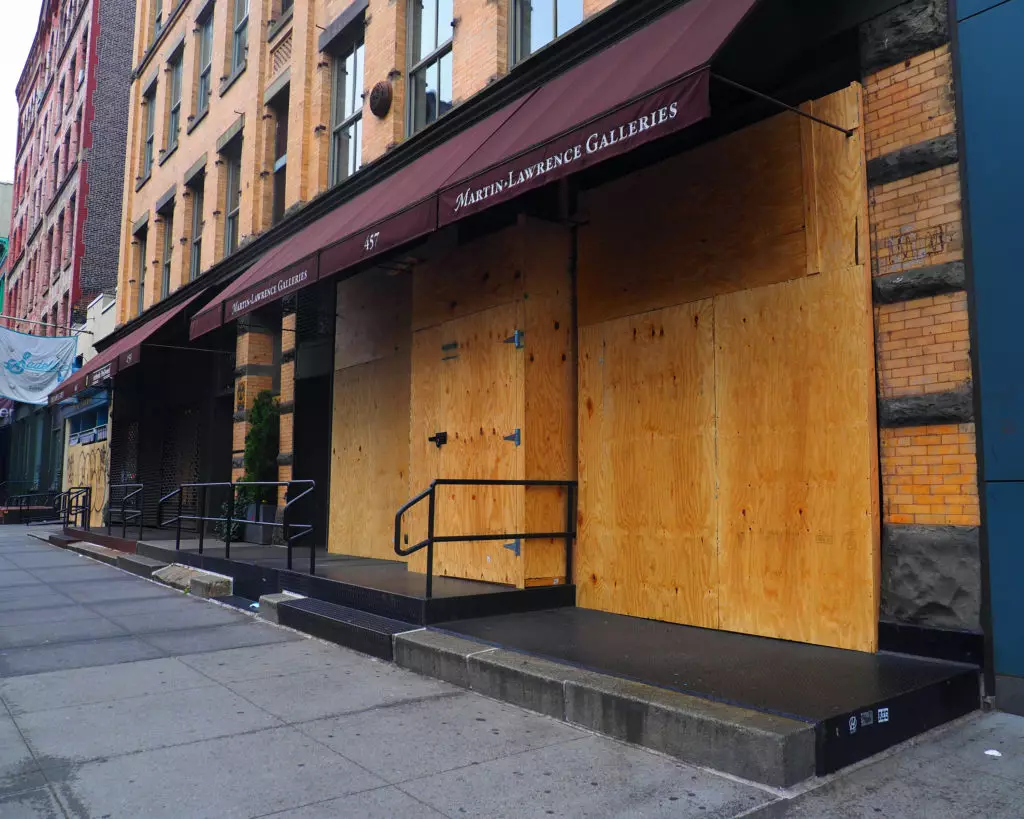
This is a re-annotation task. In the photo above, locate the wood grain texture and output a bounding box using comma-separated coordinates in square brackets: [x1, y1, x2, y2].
[577, 301, 720, 628]
[521, 220, 576, 584]
[335, 271, 412, 370]
[327, 353, 412, 560]
[577, 112, 806, 327]
[715, 266, 877, 652]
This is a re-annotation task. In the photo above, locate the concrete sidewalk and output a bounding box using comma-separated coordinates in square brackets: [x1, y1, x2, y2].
[0, 526, 1021, 818]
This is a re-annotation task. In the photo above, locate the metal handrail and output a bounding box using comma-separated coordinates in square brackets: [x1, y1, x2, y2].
[157, 480, 316, 572]
[56, 486, 91, 530]
[107, 483, 144, 541]
[394, 479, 577, 599]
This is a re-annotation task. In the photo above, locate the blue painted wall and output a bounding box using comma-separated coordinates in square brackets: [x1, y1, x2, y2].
[957, 0, 1024, 682]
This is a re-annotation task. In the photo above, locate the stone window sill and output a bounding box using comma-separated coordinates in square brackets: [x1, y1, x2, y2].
[159, 143, 178, 166]
[135, 170, 152, 193]
[186, 108, 209, 135]
[220, 61, 247, 97]
[267, 7, 294, 43]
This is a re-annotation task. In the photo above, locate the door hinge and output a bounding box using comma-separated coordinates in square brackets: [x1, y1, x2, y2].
[441, 341, 459, 361]
[428, 431, 448, 448]
[503, 428, 521, 446]
[503, 538, 521, 557]
[503, 329, 525, 349]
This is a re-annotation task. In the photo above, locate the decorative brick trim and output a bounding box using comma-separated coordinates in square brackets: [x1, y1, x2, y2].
[873, 261, 965, 304]
[867, 134, 958, 188]
[276, 451, 294, 466]
[233, 363, 277, 378]
[878, 389, 973, 428]
[859, 0, 948, 76]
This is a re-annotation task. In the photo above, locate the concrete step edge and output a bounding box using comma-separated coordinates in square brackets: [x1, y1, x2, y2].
[66, 542, 122, 566]
[116, 553, 168, 578]
[393, 629, 816, 787]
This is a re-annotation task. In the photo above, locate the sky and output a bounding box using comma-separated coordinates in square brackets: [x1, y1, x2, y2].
[0, 2, 43, 182]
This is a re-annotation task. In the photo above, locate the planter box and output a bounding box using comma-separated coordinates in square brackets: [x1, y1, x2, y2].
[243, 503, 278, 546]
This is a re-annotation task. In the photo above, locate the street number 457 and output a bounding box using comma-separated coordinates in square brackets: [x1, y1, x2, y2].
[364, 231, 381, 252]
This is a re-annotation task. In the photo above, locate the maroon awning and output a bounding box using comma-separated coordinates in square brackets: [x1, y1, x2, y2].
[191, 0, 757, 338]
[49, 293, 200, 405]
[190, 97, 529, 339]
[438, 0, 756, 223]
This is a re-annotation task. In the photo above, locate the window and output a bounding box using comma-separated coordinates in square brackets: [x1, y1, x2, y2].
[330, 34, 364, 186]
[195, 9, 214, 117]
[152, 0, 163, 41]
[231, 0, 249, 74]
[135, 226, 148, 316]
[408, 0, 453, 134]
[166, 52, 183, 151]
[512, 0, 582, 63]
[188, 175, 204, 279]
[141, 85, 157, 180]
[270, 93, 289, 225]
[160, 206, 174, 298]
[222, 140, 242, 254]
[278, 0, 293, 15]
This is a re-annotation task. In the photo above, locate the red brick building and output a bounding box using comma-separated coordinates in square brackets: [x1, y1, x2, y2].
[4, 0, 135, 334]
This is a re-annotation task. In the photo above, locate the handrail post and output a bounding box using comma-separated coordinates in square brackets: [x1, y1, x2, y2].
[175, 489, 183, 551]
[197, 485, 205, 554]
[225, 484, 234, 561]
[285, 484, 292, 571]
[138, 490, 145, 542]
[425, 484, 436, 600]
[108, 489, 113, 536]
[564, 482, 574, 586]
[121, 490, 127, 539]
[85, 488, 91, 531]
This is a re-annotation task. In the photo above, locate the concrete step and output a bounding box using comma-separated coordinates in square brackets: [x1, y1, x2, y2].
[116, 553, 167, 578]
[67, 542, 123, 566]
[393, 630, 816, 787]
[49, 534, 80, 548]
[276, 597, 419, 662]
[152, 564, 233, 598]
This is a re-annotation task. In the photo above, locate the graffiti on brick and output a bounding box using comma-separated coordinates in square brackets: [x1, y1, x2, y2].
[871, 223, 961, 276]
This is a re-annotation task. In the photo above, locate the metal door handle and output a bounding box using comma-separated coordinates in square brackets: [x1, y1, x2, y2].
[428, 431, 448, 448]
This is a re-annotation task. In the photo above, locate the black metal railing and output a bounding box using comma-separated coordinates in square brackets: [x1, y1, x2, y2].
[0, 480, 37, 505]
[59, 486, 92, 529]
[394, 479, 577, 598]
[156, 480, 316, 571]
[107, 483, 144, 540]
[7, 489, 66, 525]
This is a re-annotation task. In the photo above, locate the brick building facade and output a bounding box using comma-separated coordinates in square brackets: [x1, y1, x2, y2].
[4, 0, 136, 334]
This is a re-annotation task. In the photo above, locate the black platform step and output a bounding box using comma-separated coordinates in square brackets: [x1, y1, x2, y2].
[213, 595, 260, 612]
[277, 597, 419, 661]
[48, 534, 80, 548]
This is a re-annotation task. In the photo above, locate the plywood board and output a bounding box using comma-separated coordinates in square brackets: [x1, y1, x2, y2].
[412, 227, 522, 332]
[335, 270, 412, 370]
[328, 352, 412, 559]
[521, 219, 576, 584]
[715, 266, 877, 652]
[576, 300, 719, 628]
[578, 112, 807, 327]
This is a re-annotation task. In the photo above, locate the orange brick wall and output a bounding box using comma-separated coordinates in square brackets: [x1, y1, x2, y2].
[875, 292, 971, 397]
[863, 45, 955, 160]
[869, 164, 962, 278]
[881, 424, 979, 526]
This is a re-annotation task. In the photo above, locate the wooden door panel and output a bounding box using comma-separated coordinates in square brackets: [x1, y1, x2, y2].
[434, 303, 524, 585]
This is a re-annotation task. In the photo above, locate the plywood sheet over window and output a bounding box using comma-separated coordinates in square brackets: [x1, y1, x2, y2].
[575, 84, 877, 652]
[578, 301, 719, 628]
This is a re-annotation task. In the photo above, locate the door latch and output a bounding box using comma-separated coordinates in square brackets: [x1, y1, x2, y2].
[441, 341, 459, 361]
[503, 329, 525, 349]
[428, 431, 448, 449]
[503, 428, 521, 447]
[503, 538, 522, 557]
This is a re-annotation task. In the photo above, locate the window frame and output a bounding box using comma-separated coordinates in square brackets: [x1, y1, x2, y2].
[329, 30, 365, 187]
[195, 9, 215, 118]
[231, 0, 249, 75]
[510, 0, 584, 66]
[166, 51, 183, 152]
[407, 0, 454, 136]
[141, 85, 157, 181]
[189, 175, 204, 280]
[135, 227, 148, 317]
[160, 206, 174, 298]
[223, 144, 242, 254]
